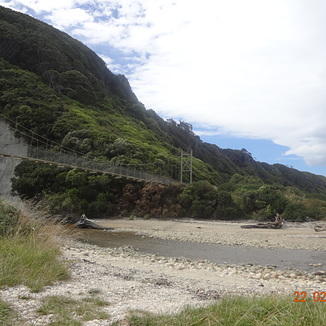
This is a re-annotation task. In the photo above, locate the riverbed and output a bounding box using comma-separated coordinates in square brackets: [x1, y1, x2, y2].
[3, 218, 325, 325]
[78, 227, 326, 273]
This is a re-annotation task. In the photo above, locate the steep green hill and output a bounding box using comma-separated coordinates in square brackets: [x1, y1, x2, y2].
[1, 5, 326, 220]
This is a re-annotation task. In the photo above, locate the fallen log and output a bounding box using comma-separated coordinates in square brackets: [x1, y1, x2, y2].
[241, 213, 284, 229]
[314, 225, 326, 232]
[76, 214, 113, 230]
[241, 222, 283, 229]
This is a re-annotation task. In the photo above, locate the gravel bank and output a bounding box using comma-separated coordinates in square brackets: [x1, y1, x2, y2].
[99, 219, 326, 251]
[1, 219, 325, 325]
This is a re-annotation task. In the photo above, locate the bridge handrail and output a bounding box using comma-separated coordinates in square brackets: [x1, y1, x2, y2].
[1, 144, 177, 185]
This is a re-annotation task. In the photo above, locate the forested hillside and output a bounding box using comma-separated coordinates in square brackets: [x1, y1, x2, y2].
[1, 5, 326, 221]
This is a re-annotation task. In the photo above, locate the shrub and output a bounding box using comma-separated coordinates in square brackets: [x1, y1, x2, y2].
[0, 200, 20, 236]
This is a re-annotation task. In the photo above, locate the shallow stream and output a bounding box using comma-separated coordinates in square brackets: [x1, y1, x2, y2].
[77, 229, 325, 273]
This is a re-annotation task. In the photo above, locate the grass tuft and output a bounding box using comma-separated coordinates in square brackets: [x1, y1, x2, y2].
[0, 200, 70, 292]
[37, 295, 110, 324]
[0, 299, 17, 326]
[126, 295, 326, 326]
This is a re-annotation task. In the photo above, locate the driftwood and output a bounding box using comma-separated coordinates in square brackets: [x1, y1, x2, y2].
[240, 222, 283, 229]
[314, 225, 326, 232]
[241, 213, 284, 229]
[76, 214, 113, 230]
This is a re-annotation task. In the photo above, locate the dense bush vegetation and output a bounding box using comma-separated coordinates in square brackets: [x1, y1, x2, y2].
[9, 163, 326, 220]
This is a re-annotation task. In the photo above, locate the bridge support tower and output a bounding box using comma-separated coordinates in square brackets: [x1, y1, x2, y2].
[180, 149, 193, 184]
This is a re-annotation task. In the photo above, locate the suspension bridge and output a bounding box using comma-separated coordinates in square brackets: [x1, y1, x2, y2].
[0, 115, 181, 185]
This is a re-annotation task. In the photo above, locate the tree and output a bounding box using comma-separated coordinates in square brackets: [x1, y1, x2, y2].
[180, 181, 218, 218]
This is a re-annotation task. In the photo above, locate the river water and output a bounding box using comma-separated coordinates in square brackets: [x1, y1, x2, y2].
[77, 229, 325, 273]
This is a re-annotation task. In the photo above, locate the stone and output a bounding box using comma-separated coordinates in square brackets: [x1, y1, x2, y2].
[312, 270, 326, 276]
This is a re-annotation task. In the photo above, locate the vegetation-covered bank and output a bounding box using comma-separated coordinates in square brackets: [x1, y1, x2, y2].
[11, 163, 326, 221]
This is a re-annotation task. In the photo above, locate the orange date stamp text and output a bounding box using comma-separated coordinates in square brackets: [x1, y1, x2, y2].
[294, 291, 326, 302]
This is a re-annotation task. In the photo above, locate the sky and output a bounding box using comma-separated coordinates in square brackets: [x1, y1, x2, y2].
[2, 0, 326, 176]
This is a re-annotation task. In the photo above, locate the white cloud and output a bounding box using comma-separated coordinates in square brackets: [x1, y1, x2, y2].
[4, 0, 77, 12]
[44, 7, 93, 29]
[127, 0, 326, 167]
[3, 0, 326, 168]
[98, 53, 128, 74]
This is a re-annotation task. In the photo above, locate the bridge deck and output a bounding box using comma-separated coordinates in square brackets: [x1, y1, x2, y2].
[0, 151, 177, 185]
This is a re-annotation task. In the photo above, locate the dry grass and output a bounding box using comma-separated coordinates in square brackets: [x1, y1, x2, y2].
[0, 200, 71, 292]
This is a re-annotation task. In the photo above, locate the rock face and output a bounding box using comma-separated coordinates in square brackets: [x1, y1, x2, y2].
[0, 120, 28, 203]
